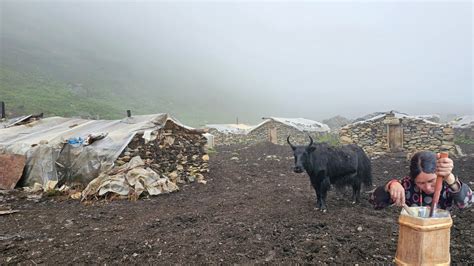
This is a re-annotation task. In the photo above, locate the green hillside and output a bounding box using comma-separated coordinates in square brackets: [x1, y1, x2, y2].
[1, 67, 142, 119]
[0, 5, 244, 127]
[0, 66, 234, 127]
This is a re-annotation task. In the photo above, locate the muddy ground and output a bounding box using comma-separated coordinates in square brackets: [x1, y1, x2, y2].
[1, 142, 473, 264]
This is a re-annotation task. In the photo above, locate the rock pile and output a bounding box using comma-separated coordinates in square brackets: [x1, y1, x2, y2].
[115, 121, 209, 184]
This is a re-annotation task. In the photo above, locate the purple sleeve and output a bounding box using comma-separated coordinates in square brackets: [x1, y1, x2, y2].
[448, 180, 473, 209]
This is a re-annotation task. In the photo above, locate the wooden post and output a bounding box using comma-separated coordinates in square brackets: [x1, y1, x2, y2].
[430, 152, 449, 217]
[126, 110, 131, 117]
[1, 101, 5, 119]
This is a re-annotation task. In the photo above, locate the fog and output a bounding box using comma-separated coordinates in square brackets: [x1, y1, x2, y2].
[1, 1, 472, 124]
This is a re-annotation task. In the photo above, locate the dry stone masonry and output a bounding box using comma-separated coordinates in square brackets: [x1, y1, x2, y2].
[207, 128, 249, 146]
[115, 120, 209, 184]
[339, 112, 456, 157]
[206, 119, 329, 146]
[246, 120, 326, 146]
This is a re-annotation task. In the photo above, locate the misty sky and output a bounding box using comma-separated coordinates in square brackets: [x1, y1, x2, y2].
[1, 0, 473, 123]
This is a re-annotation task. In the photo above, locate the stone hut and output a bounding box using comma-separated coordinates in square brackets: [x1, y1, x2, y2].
[339, 111, 456, 156]
[246, 117, 330, 145]
[451, 115, 474, 140]
[204, 124, 253, 146]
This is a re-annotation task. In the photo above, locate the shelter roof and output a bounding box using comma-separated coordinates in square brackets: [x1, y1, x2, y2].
[0, 113, 196, 157]
[249, 117, 330, 133]
[205, 123, 253, 135]
[350, 111, 441, 126]
[451, 115, 474, 129]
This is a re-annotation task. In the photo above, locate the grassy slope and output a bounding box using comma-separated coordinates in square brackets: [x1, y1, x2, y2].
[0, 66, 232, 126]
[0, 67, 125, 118]
[1, 22, 234, 126]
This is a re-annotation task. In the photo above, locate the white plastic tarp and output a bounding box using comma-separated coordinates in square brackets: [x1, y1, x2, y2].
[0, 113, 192, 188]
[81, 156, 179, 200]
[249, 117, 330, 133]
[451, 115, 474, 129]
[205, 124, 253, 135]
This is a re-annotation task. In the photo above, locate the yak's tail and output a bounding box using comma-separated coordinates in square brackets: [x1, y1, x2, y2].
[357, 148, 373, 188]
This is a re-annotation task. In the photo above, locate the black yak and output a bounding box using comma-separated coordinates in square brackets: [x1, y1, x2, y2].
[287, 135, 372, 211]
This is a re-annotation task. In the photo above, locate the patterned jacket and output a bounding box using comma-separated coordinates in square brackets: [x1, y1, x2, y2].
[370, 176, 473, 210]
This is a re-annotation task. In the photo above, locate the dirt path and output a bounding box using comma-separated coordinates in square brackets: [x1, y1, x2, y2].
[1, 142, 473, 264]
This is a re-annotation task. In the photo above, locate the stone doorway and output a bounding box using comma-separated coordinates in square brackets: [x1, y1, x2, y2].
[388, 124, 403, 152]
[269, 128, 277, 144]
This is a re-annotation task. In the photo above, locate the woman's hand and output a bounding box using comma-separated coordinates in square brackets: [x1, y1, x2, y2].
[436, 154, 454, 181]
[437, 154, 459, 190]
[386, 181, 405, 206]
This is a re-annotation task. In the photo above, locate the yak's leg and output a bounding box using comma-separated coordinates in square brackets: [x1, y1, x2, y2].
[352, 180, 361, 204]
[319, 177, 330, 212]
[309, 175, 323, 210]
[336, 172, 359, 204]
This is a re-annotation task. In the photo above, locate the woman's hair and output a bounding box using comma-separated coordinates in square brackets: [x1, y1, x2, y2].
[409, 151, 437, 180]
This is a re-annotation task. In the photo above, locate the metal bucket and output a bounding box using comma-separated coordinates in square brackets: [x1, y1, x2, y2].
[405, 206, 451, 218]
[395, 207, 452, 266]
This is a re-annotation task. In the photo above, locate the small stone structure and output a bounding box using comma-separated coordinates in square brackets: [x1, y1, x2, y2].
[451, 115, 474, 140]
[116, 119, 209, 184]
[247, 117, 330, 146]
[206, 117, 330, 146]
[205, 124, 252, 146]
[339, 111, 456, 157]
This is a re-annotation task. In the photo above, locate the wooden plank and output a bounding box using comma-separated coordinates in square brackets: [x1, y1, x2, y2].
[0, 154, 26, 190]
[388, 125, 403, 152]
[0, 210, 19, 215]
[269, 128, 277, 144]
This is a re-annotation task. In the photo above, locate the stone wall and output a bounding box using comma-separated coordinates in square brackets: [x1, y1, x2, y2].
[454, 127, 474, 140]
[246, 121, 325, 146]
[209, 121, 327, 146]
[116, 120, 209, 184]
[339, 115, 456, 157]
[207, 129, 250, 146]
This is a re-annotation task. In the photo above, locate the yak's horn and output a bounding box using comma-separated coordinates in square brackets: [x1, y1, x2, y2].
[287, 136, 295, 149]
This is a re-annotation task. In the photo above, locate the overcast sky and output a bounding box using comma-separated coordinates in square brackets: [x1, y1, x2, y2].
[2, 0, 473, 122]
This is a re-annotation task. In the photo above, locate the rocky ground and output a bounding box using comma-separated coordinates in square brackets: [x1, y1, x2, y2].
[1, 142, 473, 264]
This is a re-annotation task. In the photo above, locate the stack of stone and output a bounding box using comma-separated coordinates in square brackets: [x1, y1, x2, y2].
[115, 124, 209, 184]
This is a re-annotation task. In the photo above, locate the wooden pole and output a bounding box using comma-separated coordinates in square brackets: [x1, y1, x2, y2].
[430, 152, 449, 217]
[1, 101, 5, 119]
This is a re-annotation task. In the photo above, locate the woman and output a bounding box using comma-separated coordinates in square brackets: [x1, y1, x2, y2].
[370, 151, 472, 210]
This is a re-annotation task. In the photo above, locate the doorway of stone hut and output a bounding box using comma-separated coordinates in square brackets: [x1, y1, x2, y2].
[269, 127, 277, 144]
[388, 124, 403, 152]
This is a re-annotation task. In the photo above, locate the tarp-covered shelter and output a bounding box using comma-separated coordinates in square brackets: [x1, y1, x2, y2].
[247, 117, 330, 145]
[0, 114, 208, 191]
[339, 111, 457, 156]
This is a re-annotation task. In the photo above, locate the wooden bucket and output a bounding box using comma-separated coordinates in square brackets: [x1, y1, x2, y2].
[395, 207, 452, 266]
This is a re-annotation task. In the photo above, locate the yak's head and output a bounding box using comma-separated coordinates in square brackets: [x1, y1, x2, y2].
[287, 135, 316, 173]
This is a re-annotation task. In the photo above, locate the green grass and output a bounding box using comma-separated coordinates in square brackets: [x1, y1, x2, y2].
[1, 25, 241, 127]
[0, 66, 229, 127]
[454, 136, 474, 145]
[315, 133, 341, 146]
[206, 147, 218, 155]
[0, 67, 125, 118]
